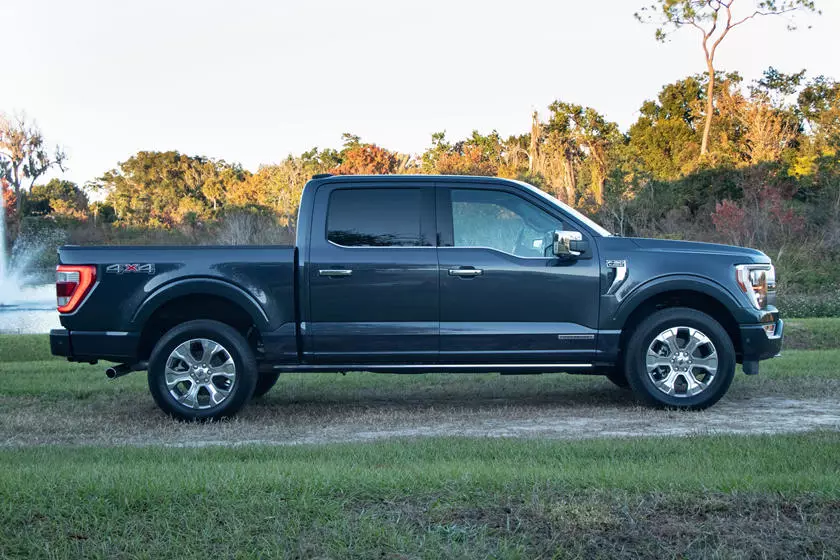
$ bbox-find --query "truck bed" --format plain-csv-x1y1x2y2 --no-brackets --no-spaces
56,245,298,363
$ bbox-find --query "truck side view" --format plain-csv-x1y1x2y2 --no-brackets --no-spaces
50,175,783,420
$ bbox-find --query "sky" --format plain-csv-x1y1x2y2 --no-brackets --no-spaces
2,0,838,187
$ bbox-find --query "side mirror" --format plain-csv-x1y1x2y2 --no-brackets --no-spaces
553,230,587,258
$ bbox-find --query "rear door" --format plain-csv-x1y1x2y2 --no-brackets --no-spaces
305,182,438,363
436,183,601,364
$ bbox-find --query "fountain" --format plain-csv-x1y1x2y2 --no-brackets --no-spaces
0,194,60,334
0,189,6,285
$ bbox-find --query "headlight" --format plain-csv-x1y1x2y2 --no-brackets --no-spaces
735,264,776,309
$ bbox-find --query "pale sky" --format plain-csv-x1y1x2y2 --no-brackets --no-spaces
2,0,838,187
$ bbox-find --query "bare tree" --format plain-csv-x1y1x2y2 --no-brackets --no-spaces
636,0,820,156
0,112,67,218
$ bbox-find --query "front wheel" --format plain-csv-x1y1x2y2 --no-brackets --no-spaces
624,307,735,409
603,367,630,389
148,320,258,421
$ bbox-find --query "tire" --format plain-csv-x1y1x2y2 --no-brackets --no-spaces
148,319,258,421
623,307,735,410
253,370,281,398
603,367,630,389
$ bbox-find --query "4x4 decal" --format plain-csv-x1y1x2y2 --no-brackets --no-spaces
106,263,156,274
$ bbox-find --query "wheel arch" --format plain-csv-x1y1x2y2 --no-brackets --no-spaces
615,277,743,361
134,278,269,360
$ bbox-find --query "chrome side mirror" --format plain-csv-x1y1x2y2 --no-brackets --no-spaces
553,230,585,258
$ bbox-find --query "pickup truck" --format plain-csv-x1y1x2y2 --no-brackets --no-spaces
51,175,783,420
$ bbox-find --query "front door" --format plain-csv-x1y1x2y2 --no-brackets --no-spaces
437,184,601,364
305,183,438,363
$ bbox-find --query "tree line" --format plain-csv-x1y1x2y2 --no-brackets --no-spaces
6,67,838,238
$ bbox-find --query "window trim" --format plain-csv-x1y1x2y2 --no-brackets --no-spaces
437,245,557,260
327,239,437,250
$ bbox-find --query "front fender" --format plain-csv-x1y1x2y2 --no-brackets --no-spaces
130,277,271,330
606,274,747,329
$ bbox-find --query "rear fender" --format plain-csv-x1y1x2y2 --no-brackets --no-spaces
131,278,270,330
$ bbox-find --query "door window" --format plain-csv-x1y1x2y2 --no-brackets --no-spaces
450,189,567,257
327,189,424,247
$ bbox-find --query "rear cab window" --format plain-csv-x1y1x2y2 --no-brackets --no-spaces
326,188,429,247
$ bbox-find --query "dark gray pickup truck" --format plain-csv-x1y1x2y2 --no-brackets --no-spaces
51,175,782,420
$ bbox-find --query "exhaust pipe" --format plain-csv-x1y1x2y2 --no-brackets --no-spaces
105,361,148,379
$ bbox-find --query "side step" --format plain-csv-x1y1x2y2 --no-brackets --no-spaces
271,363,593,374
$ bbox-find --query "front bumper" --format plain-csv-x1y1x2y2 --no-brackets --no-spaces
50,329,140,363
739,317,783,363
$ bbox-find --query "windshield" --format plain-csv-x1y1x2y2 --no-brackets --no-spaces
513,180,613,237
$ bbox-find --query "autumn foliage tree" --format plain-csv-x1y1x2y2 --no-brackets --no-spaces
422,131,500,176
331,143,398,175
546,102,623,206
225,148,340,228
0,112,66,220
1,178,15,233
636,0,820,156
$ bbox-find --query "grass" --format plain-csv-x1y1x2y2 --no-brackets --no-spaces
2,434,840,559
0,333,54,363
784,317,840,349
1,320,840,558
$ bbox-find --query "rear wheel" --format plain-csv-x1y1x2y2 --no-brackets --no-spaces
253,370,281,398
148,320,257,421
624,307,735,409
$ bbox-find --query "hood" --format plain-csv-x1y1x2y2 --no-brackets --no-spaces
629,237,769,262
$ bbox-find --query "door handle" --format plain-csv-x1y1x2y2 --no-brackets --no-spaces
319,269,353,277
449,268,483,277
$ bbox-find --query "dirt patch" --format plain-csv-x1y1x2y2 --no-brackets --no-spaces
2,391,839,448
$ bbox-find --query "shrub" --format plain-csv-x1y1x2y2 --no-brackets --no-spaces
777,291,840,318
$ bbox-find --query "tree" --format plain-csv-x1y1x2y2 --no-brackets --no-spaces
0,113,66,218
226,148,340,227
96,151,244,228
636,0,820,156
331,144,398,175
546,102,622,205
1,178,15,243
26,178,89,219
628,75,706,180
798,76,840,148
421,131,501,176
723,69,803,165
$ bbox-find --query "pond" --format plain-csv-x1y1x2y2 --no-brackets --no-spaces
0,285,60,334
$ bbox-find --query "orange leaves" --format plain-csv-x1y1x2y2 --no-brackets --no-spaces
1,178,15,216
332,144,397,175
433,146,497,176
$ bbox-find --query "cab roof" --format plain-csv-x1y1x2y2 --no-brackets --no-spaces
310,174,518,185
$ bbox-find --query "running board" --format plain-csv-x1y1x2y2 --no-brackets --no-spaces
271,363,593,374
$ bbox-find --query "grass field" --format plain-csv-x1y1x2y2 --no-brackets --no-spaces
1,434,839,558
1,320,839,558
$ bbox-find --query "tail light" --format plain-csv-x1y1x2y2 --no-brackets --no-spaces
56,265,96,313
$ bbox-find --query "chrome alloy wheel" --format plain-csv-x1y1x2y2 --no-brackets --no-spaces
646,327,718,398
165,338,236,409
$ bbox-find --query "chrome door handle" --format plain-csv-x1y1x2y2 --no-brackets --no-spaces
449,268,483,277
319,269,353,277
